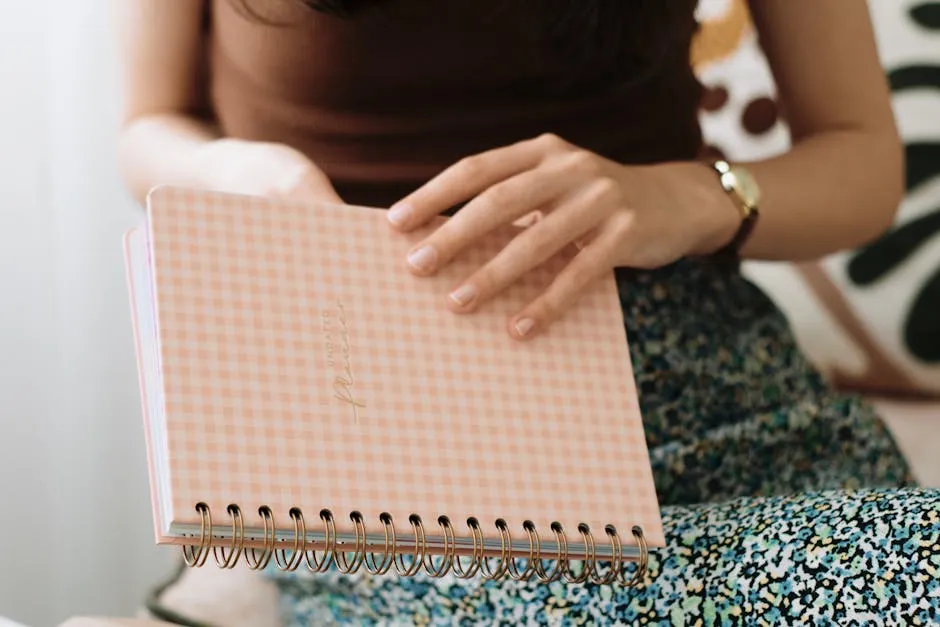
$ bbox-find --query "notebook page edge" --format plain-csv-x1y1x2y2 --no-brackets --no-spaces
144,188,185,541
123,225,172,543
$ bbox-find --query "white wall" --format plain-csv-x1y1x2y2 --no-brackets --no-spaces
0,2,174,625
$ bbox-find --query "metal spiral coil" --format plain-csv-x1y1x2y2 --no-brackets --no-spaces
180,504,649,586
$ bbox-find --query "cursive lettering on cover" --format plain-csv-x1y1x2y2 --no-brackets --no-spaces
320,301,365,422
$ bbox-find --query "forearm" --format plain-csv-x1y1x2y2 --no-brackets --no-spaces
117,112,220,205
739,128,904,261
680,126,903,263
723,0,906,262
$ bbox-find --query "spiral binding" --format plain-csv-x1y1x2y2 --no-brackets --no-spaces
179,503,649,586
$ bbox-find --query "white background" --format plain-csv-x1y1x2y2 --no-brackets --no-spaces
0,2,174,625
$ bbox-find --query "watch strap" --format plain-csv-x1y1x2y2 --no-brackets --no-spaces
715,210,758,262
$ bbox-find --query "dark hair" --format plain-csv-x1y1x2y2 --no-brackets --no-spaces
535,0,696,86
236,0,696,88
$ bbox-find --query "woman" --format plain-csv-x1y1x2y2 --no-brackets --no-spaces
115,1,939,624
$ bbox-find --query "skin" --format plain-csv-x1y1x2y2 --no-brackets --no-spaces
113,0,341,203
115,0,904,341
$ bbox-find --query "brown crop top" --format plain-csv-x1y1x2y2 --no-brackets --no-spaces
205,0,705,207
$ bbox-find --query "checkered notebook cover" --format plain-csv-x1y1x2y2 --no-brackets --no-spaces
125,186,664,558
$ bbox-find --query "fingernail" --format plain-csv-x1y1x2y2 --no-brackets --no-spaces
449,284,477,307
387,202,413,227
407,245,438,272
514,318,536,337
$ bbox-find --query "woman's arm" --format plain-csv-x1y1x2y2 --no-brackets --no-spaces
113,0,341,205
385,2,904,338
113,0,219,203
741,0,905,260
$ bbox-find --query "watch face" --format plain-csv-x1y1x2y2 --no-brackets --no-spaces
733,167,761,208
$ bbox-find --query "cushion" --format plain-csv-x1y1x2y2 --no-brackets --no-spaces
140,562,280,627
694,0,940,397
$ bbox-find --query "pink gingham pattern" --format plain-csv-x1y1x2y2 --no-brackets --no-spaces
146,186,664,552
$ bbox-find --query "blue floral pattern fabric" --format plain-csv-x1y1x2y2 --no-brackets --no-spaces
272,489,940,626
266,259,939,625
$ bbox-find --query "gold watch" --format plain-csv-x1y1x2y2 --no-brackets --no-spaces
712,160,760,259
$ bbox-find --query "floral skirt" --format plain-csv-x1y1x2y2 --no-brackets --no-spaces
267,259,939,625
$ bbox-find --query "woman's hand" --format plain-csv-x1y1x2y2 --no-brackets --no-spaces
386,133,740,340
187,138,343,203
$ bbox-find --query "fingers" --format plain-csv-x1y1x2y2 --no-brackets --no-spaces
508,218,624,341
388,134,631,340
402,164,573,276
387,135,558,230
445,179,617,314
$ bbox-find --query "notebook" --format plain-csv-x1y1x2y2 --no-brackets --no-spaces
124,186,663,584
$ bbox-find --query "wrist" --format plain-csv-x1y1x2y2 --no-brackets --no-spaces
677,162,745,257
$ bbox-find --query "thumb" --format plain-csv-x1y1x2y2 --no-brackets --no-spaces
293,170,343,204
275,160,344,205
